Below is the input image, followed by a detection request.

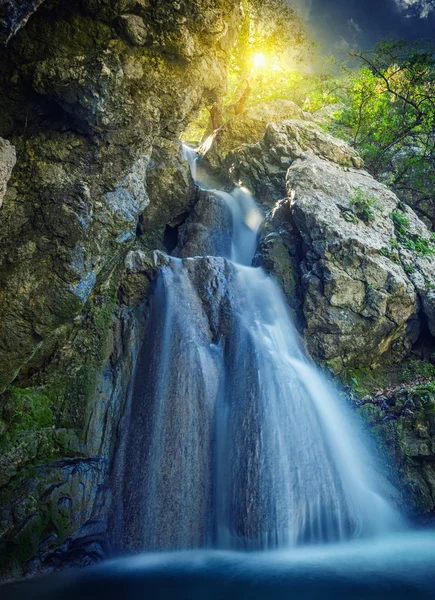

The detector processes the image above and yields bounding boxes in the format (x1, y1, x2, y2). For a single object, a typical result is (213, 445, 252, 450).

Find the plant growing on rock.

(391, 210, 435, 256)
(349, 186, 380, 223)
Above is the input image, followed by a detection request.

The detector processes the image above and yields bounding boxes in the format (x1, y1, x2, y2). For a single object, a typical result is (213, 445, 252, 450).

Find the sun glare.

(253, 53, 267, 69)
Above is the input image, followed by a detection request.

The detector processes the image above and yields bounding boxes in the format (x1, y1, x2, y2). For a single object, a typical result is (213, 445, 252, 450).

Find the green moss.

(402, 359, 435, 383)
(340, 365, 391, 397)
(340, 358, 435, 399)
(0, 388, 54, 435)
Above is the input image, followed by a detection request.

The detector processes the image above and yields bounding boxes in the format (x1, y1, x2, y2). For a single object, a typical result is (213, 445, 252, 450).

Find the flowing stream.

(111, 146, 403, 554)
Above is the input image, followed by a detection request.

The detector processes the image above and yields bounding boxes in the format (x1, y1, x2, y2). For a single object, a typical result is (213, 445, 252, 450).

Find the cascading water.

(111, 145, 403, 554)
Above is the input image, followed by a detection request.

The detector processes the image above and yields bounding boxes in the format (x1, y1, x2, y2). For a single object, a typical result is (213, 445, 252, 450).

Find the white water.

(111, 146, 403, 553)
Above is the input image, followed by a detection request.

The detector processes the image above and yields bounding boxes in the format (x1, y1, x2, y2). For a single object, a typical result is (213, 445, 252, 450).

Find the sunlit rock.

(0, 137, 15, 207)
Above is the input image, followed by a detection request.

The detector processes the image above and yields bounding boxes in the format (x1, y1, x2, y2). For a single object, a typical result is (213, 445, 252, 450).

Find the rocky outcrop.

(357, 375, 435, 516)
(0, 296, 148, 579)
(175, 190, 234, 259)
(226, 119, 363, 205)
(0, 0, 240, 394)
(286, 155, 434, 370)
(204, 99, 313, 172)
(229, 119, 434, 370)
(0, 0, 241, 579)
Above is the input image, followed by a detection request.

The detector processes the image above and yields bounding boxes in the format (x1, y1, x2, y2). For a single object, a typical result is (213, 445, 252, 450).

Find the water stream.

(111, 145, 403, 554)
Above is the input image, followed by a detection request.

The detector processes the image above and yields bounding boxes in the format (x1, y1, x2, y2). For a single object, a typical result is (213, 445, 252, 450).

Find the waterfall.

(111, 146, 403, 553)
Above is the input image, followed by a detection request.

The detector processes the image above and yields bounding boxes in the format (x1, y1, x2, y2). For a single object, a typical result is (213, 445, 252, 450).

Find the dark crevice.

(135, 213, 144, 237)
(412, 308, 435, 360)
(163, 210, 190, 254)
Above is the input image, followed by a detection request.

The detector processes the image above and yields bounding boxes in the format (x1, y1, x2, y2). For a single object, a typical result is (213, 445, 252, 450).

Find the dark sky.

(291, 0, 435, 53)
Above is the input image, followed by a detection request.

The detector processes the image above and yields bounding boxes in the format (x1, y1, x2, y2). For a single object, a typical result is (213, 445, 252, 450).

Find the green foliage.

(391, 210, 434, 256)
(183, 0, 313, 142)
(379, 244, 400, 264)
(338, 40, 435, 209)
(349, 186, 380, 223)
(404, 265, 416, 275)
(391, 210, 410, 229)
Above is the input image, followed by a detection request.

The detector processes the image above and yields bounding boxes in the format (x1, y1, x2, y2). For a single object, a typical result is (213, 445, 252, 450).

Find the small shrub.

(391, 210, 434, 257)
(404, 265, 416, 275)
(349, 186, 380, 223)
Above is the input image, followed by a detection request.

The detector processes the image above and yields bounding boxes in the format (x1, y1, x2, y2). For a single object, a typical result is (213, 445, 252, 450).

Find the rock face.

(253, 199, 305, 330)
(229, 119, 435, 370)
(204, 99, 312, 172)
(175, 189, 234, 259)
(0, 137, 15, 207)
(358, 379, 435, 516)
(227, 119, 363, 205)
(0, 0, 240, 394)
(0, 0, 240, 579)
(0, 0, 46, 44)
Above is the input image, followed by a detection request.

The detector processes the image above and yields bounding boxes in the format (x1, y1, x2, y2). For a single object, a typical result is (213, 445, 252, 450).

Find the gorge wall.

(0, 0, 241, 579)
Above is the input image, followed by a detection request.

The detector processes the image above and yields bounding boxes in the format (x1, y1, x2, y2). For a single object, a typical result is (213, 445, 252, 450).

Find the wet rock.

(0, 457, 104, 578)
(254, 198, 305, 330)
(176, 190, 233, 259)
(119, 249, 169, 306)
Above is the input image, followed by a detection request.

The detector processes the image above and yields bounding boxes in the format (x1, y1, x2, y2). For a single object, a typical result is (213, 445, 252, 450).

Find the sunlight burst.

(252, 52, 267, 69)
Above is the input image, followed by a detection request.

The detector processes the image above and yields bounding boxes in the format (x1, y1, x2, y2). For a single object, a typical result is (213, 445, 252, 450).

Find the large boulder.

(286, 154, 435, 369)
(226, 119, 363, 205)
(235, 119, 435, 370)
